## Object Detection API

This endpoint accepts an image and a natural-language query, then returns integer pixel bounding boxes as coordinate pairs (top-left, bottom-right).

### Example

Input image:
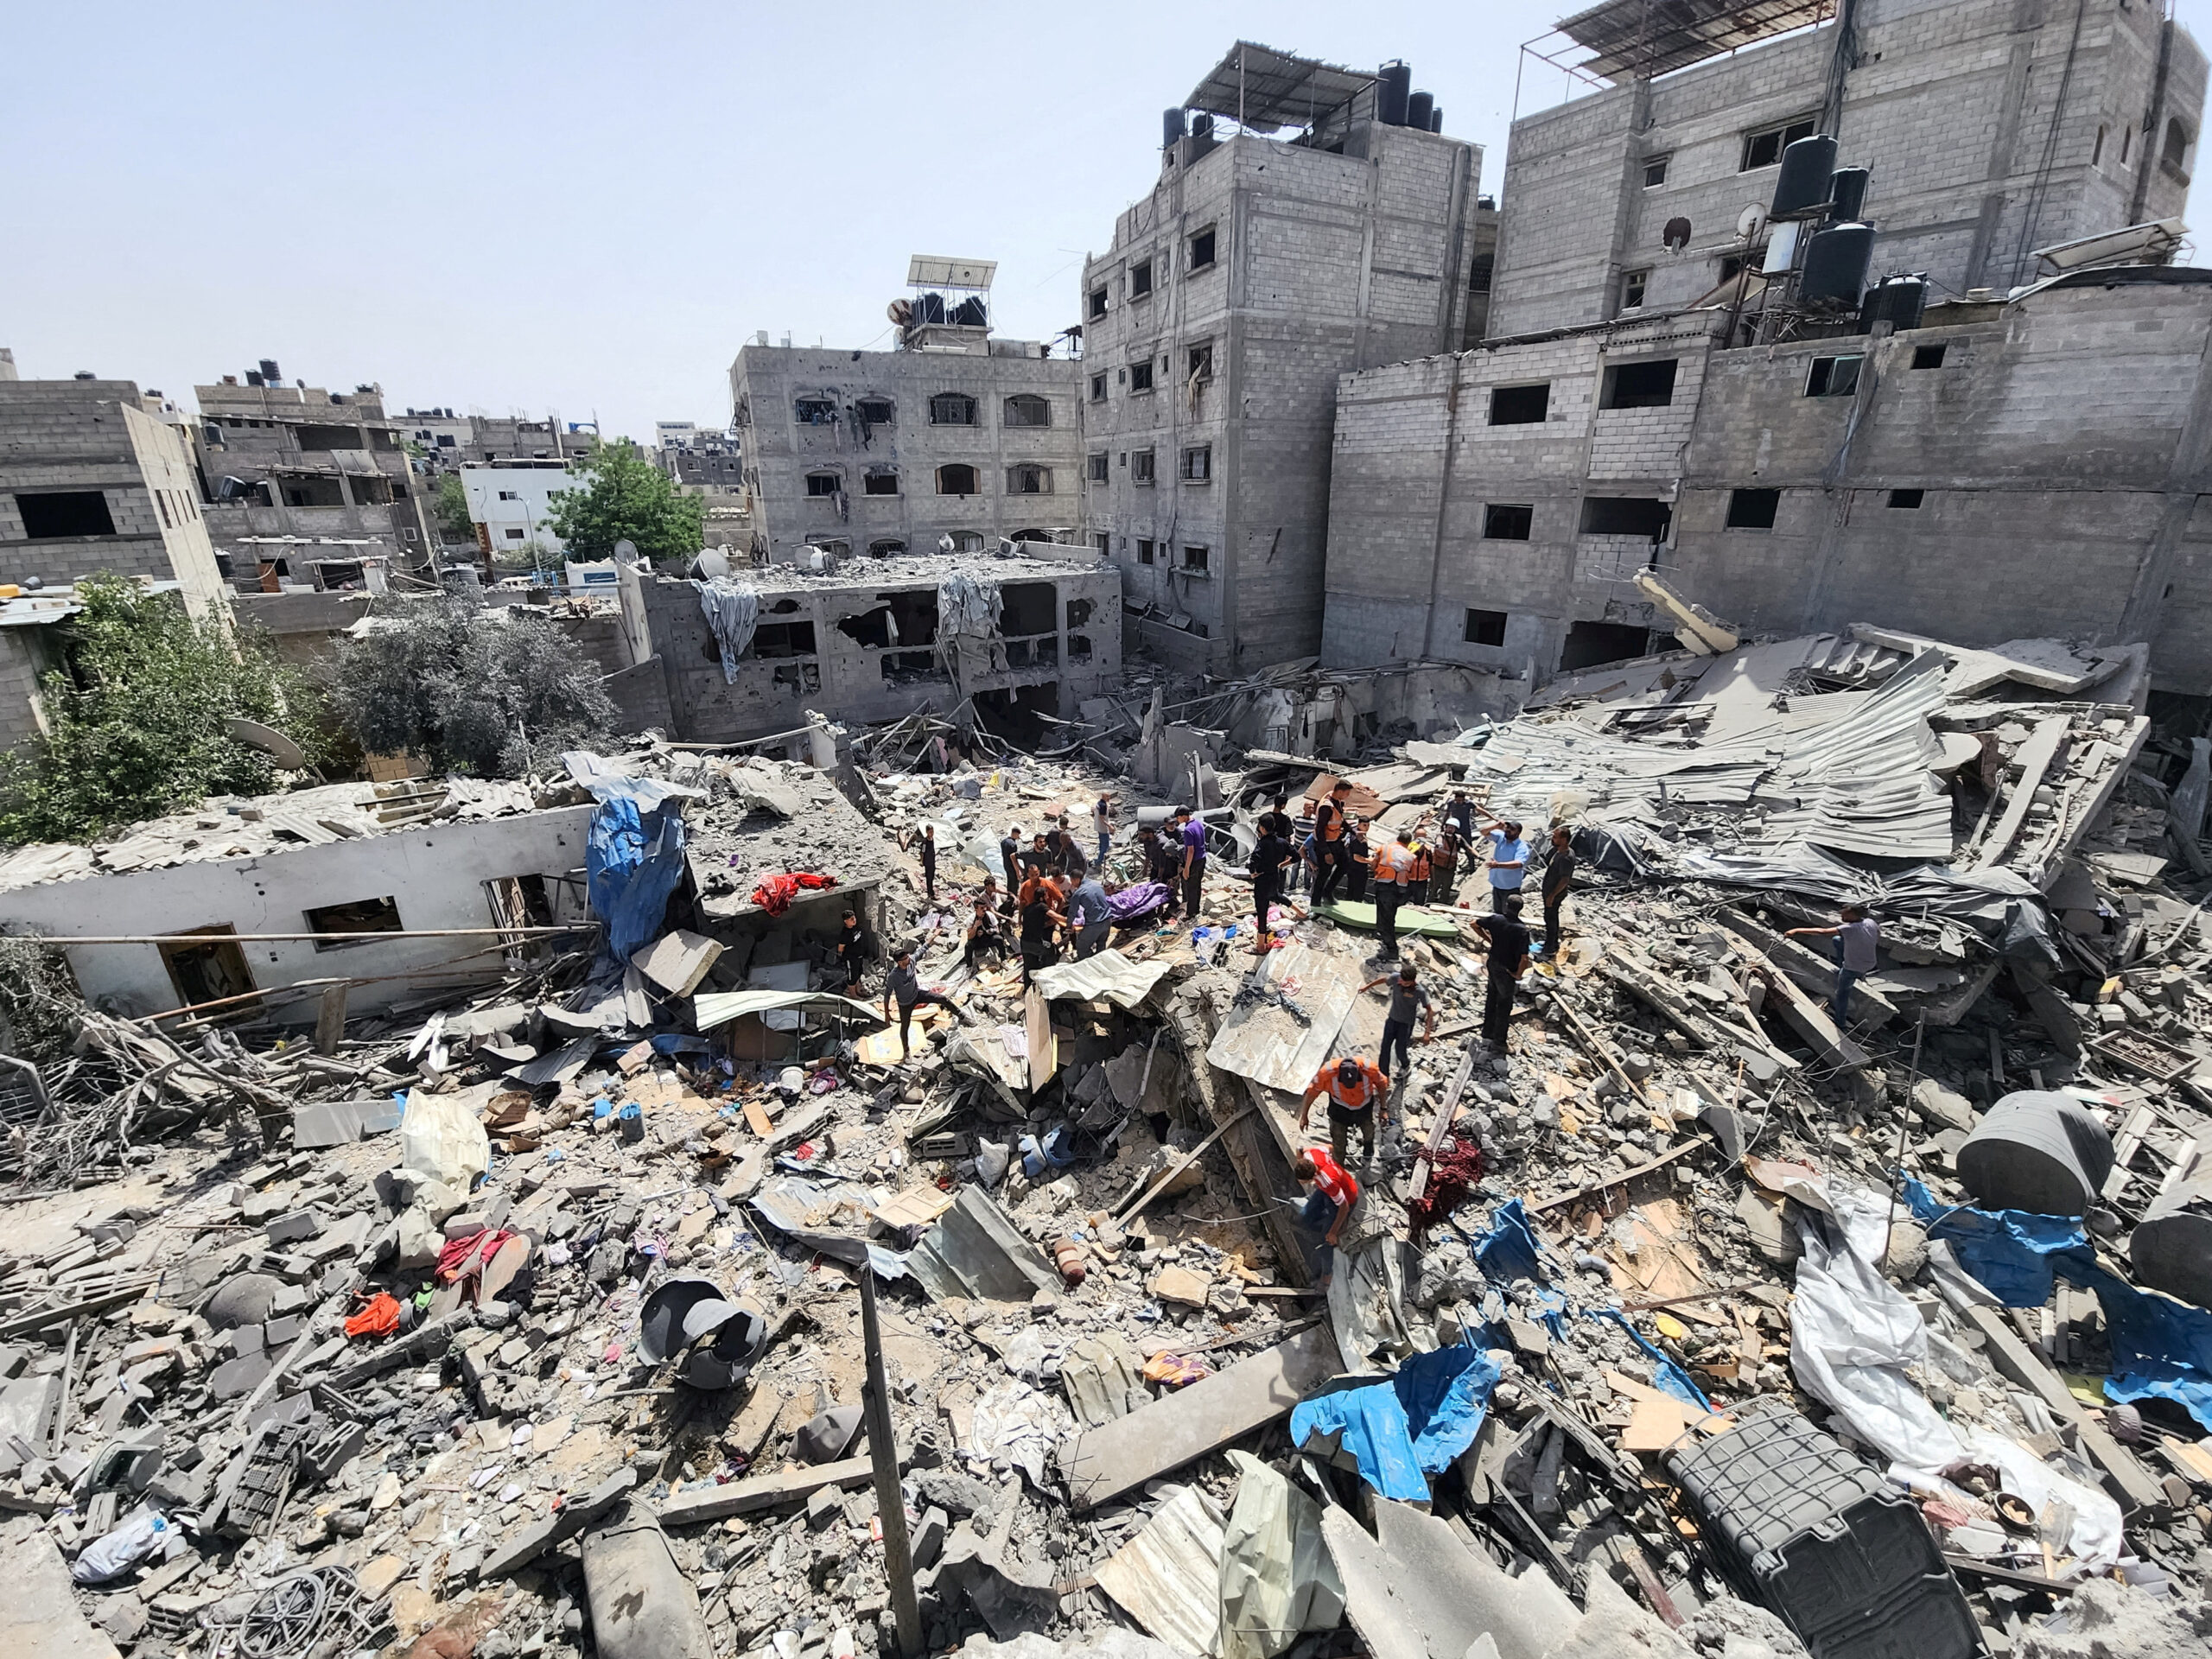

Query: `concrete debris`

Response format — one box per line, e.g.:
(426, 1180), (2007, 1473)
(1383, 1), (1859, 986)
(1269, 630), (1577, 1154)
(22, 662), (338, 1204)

(0, 620), (2208, 1659)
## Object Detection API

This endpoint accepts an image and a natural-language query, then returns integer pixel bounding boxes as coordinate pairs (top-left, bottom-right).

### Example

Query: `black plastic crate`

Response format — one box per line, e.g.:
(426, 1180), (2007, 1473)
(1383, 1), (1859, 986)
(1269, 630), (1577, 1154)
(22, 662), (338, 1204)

(1666, 1401), (1979, 1659)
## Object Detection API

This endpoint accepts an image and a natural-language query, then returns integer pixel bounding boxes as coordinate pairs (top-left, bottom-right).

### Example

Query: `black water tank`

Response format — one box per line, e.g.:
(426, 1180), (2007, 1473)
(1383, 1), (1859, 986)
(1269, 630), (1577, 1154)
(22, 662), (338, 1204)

(1408, 91), (1434, 130)
(1802, 222), (1875, 306)
(1162, 106), (1185, 150)
(1828, 166), (1870, 221)
(1191, 112), (1215, 142)
(1377, 60), (1411, 126)
(1871, 275), (1927, 331)
(1770, 133), (1839, 217)
(1429, 105), (1444, 133)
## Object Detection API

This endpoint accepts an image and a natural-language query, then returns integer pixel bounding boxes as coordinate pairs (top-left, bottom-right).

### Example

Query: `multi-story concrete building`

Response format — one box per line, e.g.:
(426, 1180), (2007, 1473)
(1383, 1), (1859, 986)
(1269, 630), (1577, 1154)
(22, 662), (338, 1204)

(1078, 45), (1487, 673)
(1322, 267), (2212, 696)
(194, 367), (435, 572)
(0, 375), (231, 750)
(398, 409), (586, 478)
(731, 271), (1083, 568)
(611, 552), (1123, 746)
(657, 424), (745, 490)
(461, 460), (577, 562)
(1489, 0), (2206, 337)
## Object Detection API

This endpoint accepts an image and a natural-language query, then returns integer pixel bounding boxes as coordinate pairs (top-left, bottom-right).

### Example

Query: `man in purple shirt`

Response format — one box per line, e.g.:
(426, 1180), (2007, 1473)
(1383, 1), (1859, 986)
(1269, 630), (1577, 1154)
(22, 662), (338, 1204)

(1173, 805), (1207, 920)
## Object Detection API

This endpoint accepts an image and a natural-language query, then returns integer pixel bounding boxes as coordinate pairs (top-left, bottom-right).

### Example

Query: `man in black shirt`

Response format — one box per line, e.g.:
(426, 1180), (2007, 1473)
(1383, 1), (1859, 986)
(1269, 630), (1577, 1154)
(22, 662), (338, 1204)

(1248, 823), (1292, 953)
(1538, 826), (1575, 958)
(1143, 827), (1179, 886)
(1473, 896), (1532, 1050)
(836, 909), (868, 989)
(883, 949), (968, 1059)
(1313, 784), (1351, 904)
(918, 823), (938, 901)
(1018, 878), (1065, 981)
(1343, 816), (1371, 903)
(1257, 794), (1295, 844)
(1000, 827), (1022, 892)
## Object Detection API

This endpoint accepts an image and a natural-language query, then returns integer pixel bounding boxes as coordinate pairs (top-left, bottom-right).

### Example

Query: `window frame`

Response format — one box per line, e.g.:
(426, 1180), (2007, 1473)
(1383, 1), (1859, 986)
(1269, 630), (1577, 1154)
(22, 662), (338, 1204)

(1740, 116), (1817, 172)
(1488, 384), (1550, 426)
(1482, 503), (1535, 540)
(1007, 464), (1052, 496)
(1180, 444), (1212, 483)
(1090, 372), (1108, 403)
(1003, 394), (1052, 429)
(854, 397), (895, 425)
(1725, 487), (1781, 530)
(935, 462), (981, 497)
(1132, 448), (1156, 485)
(795, 397), (838, 425)
(804, 471), (842, 499)
(1187, 341), (1214, 382)
(1088, 287), (1109, 320)
(1599, 358), (1679, 410)
(1087, 452), (1109, 484)
(1128, 359), (1155, 395)
(1642, 156), (1670, 188)
(1620, 267), (1650, 310)
(862, 468), (899, 497)
(1136, 537), (1156, 565)
(1180, 543), (1210, 574)
(1805, 354), (1864, 398)
(1130, 257), (1154, 300)
(1886, 488), (1925, 510)
(1464, 607), (1509, 647)
(1910, 345), (1947, 371)
(1187, 225), (1217, 271)
(928, 391), (978, 427)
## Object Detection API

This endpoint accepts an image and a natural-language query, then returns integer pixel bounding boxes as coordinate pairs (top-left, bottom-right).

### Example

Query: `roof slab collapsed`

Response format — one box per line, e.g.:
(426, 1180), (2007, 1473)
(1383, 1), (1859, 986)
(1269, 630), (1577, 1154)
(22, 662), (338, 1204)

(0, 621), (2209, 1659)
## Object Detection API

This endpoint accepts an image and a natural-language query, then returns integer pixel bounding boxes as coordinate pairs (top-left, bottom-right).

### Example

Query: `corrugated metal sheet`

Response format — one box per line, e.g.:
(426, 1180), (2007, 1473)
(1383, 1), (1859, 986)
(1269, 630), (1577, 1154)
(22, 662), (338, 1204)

(1093, 1484), (1226, 1658)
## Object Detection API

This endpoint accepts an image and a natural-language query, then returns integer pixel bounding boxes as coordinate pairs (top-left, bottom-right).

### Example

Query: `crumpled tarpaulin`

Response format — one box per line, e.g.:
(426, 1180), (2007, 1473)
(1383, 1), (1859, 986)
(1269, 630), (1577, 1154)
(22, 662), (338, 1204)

(1108, 880), (1172, 922)
(567, 752), (698, 962)
(694, 577), (760, 683)
(1904, 1176), (2086, 1306)
(749, 871), (836, 916)
(1591, 1307), (1711, 1411)
(1471, 1197), (1543, 1283)
(1217, 1450), (1345, 1659)
(1288, 1342), (1500, 1502)
(937, 571), (1003, 691)
(1027, 949), (1174, 1009)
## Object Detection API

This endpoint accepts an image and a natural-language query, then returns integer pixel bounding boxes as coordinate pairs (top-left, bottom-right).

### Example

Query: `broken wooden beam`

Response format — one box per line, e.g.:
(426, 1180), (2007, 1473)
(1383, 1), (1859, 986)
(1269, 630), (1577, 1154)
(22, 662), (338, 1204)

(656, 1454), (874, 1528)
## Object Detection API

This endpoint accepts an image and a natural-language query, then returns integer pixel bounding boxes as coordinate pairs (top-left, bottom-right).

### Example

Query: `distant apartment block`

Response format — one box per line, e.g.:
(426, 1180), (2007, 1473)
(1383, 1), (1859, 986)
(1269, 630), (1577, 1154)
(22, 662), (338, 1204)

(1079, 45), (1486, 672)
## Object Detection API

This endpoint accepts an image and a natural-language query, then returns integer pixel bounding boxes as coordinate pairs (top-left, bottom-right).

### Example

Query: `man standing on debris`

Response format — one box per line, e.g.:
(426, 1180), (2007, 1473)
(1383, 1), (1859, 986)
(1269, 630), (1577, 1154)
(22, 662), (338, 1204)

(1001, 826), (1023, 890)
(1249, 810), (1294, 951)
(1174, 804), (1207, 920)
(1428, 824), (1462, 908)
(1299, 1055), (1389, 1165)
(1344, 814), (1371, 903)
(1293, 1146), (1359, 1275)
(1366, 826), (1417, 961)
(1067, 872), (1113, 960)
(1093, 792), (1113, 863)
(837, 909), (868, 989)
(1313, 781), (1353, 902)
(918, 823), (938, 901)
(1445, 787), (1478, 846)
(1787, 904), (1878, 1024)
(1474, 894), (1532, 1050)
(1536, 825), (1575, 958)
(1140, 825), (1176, 887)
(1018, 874), (1065, 979)
(884, 948), (969, 1060)
(1478, 813), (1532, 913)
(1362, 963), (1435, 1078)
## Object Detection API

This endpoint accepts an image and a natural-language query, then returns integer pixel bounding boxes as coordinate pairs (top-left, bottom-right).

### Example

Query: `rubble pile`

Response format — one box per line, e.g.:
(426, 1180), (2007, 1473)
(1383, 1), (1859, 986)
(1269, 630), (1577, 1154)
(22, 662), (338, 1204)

(3, 622), (2211, 1659)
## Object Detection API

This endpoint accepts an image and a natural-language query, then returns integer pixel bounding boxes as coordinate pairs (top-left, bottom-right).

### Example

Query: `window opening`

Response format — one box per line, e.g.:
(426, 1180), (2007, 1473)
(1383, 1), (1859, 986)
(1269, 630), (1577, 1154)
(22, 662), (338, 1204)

(1129, 359), (1154, 393)
(1887, 488), (1924, 509)
(1726, 487), (1780, 529)
(16, 491), (117, 537)
(1910, 345), (1947, 370)
(1483, 504), (1534, 540)
(1136, 537), (1155, 564)
(1004, 394), (1052, 428)
(1089, 287), (1109, 319)
(1600, 359), (1678, 409)
(863, 469), (899, 495)
(796, 398), (837, 424)
(1189, 226), (1217, 270)
(305, 896), (404, 950)
(1130, 259), (1154, 298)
(929, 392), (977, 426)
(1621, 268), (1649, 309)
(936, 463), (980, 496)
(855, 397), (894, 424)
(1180, 445), (1211, 482)
(1181, 544), (1209, 572)
(1132, 448), (1156, 485)
(1187, 343), (1213, 381)
(1806, 354), (1863, 397)
(1090, 372), (1108, 402)
(1580, 497), (1673, 539)
(806, 472), (842, 498)
(1464, 608), (1508, 647)
(1007, 465), (1052, 495)
(1489, 384), (1548, 425)
(1643, 156), (1669, 188)
(1741, 117), (1815, 171)
(1560, 620), (1654, 672)
(1089, 453), (1109, 482)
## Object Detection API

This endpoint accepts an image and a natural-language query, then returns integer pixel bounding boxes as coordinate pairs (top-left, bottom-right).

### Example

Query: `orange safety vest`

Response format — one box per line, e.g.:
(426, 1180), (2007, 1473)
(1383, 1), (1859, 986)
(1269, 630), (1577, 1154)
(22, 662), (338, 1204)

(1373, 842), (1416, 887)
(1316, 1060), (1386, 1110)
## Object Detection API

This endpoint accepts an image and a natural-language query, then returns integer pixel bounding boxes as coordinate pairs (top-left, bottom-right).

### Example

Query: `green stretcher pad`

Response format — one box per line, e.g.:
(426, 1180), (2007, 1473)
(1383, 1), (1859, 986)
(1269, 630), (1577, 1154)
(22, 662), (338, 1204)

(1313, 901), (1465, 938)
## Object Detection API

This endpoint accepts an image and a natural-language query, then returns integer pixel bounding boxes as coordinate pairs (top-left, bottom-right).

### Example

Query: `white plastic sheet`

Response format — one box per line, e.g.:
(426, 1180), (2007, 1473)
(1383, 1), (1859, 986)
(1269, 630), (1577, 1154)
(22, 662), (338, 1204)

(397, 1089), (489, 1189)
(1217, 1451), (1344, 1659)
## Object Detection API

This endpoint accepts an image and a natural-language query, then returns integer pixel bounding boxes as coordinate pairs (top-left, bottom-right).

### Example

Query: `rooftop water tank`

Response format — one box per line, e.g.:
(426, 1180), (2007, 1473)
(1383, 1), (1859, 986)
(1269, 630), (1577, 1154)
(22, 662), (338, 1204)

(1376, 61), (1411, 127)
(1407, 91), (1434, 130)
(1828, 166), (1870, 222)
(1771, 133), (1840, 218)
(1801, 222), (1875, 307)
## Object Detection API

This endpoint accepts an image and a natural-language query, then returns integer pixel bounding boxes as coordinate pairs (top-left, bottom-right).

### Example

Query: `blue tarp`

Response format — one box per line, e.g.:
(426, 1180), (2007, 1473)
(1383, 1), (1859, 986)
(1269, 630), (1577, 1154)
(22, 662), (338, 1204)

(584, 790), (689, 962)
(1904, 1179), (2212, 1432)
(1904, 1177), (2086, 1306)
(1592, 1308), (1712, 1412)
(1288, 1343), (1500, 1502)
(1472, 1198), (1543, 1284)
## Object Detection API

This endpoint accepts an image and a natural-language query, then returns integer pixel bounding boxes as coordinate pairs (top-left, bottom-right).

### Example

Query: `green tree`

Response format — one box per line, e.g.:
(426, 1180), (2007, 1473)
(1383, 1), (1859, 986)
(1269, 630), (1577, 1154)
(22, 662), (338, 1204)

(434, 473), (474, 542)
(0, 577), (328, 846)
(543, 438), (704, 563)
(330, 597), (618, 778)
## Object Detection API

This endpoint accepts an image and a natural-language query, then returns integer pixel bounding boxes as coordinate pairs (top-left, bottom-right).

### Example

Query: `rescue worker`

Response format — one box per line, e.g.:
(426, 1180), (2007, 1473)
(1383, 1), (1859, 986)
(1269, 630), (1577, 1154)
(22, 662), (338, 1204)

(1297, 1053), (1391, 1166)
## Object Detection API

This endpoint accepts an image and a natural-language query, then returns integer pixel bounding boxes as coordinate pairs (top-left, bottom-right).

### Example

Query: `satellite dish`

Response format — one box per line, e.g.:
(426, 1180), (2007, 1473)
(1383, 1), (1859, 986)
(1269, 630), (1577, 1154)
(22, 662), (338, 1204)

(887, 298), (913, 327)
(1662, 216), (1693, 252)
(1737, 205), (1768, 241)
(613, 539), (639, 564)
(226, 717), (306, 772)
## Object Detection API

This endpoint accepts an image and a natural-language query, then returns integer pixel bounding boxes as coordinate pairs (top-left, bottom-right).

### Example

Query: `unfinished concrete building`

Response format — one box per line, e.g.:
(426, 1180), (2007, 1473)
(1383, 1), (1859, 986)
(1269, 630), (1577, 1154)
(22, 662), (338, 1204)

(194, 365), (435, 570)
(730, 263), (1083, 568)
(613, 553), (1122, 747)
(1078, 45), (1486, 673)
(1490, 0), (2206, 336)
(1322, 267), (2212, 701)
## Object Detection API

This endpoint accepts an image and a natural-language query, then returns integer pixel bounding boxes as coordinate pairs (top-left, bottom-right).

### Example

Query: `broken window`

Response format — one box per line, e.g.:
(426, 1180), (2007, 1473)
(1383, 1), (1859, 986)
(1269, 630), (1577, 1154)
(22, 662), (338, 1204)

(1484, 503), (1534, 539)
(1182, 543), (1210, 573)
(936, 463), (980, 496)
(2164, 117), (2192, 175)
(880, 651), (943, 683)
(753, 620), (818, 658)
(772, 662), (822, 696)
(947, 531), (986, 553)
(1580, 496), (1672, 540)
(806, 471), (842, 498)
(1091, 531), (1109, 554)
(16, 490), (117, 537)
(1600, 359), (1677, 409)
(1089, 286), (1109, 320)
(1068, 632), (1093, 661)
(1189, 226), (1217, 270)
(1129, 359), (1154, 393)
(836, 606), (894, 648)
(305, 896), (403, 950)
(157, 926), (254, 1008)
(1136, 537), (1155, 564)
(2093, 125), (2107, 168)
(1643, 156), (1669, 188)
(1007, 465), (1052, 494)
(1560, 620), (1654, 672)
(929, 393), (977, 426)
(863, 468), (899, 495)
(1740, 117), (1815, 171)
(1088, 452), (1109, 483)
(1489, 384), (1548, 425)
(1132, 448), (1155, 485)
(1004, 394), (1053, 429)
(868, 538), (906, 556)
(796, 398), (838, 425)
(1001, 581), (1057, 635)
(1805, 354), (1862, 397)
(1911, 344), (1947, 370)
(1887, 488), (1924, 510)
(1187, 342), (1213, 381)
(1620, 268), (1649, 310)
(1464, 607), (1508, 647)
(855, 397), (894, 425)
(1181, 445), (1211, 482)
(1090, 372), (1108, 403)
(1130, 258), (1154, 298)
(1726, 487), (1780, 529)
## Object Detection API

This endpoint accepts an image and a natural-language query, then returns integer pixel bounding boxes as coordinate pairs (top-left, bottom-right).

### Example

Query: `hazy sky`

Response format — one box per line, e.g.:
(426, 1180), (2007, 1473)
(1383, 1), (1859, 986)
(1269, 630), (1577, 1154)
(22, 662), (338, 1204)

(4, 1), (2208, 442)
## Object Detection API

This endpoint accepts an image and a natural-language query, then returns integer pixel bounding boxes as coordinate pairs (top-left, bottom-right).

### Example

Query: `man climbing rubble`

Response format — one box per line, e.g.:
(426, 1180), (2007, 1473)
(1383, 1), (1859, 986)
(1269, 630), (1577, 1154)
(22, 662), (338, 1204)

(1361, 962), (1435, 1078)
(1788, 903), (1879, 1024)
(883, 947), (969, 1059)
(1298, 1053), (1390, 1165)
(1473, 893), (1532, 1051)
(1292, 1145), (1359, 1284)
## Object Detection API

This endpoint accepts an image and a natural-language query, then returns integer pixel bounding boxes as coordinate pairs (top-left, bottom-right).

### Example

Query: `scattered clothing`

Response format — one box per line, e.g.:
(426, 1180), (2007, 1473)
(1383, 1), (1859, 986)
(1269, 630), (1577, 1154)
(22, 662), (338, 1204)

(750, 870), (836, 917)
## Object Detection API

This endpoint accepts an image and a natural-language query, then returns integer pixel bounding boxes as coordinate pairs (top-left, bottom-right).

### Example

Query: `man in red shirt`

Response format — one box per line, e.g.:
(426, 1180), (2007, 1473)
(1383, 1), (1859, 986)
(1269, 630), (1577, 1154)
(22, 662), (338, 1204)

(1297, 1054), (1390, 1165)
(1293, 1147), (1360, 1261)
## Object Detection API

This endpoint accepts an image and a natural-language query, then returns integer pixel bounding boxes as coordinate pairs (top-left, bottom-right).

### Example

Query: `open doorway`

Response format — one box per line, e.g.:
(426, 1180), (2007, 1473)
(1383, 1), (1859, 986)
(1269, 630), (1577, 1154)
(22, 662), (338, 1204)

(157, 925), (256, 1011)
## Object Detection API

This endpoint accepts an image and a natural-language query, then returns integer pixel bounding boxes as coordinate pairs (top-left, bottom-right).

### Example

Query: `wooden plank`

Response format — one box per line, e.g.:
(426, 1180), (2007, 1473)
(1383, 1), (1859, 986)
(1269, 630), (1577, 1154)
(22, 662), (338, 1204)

(1726, 932), (1867, 1070)
(1409, 1035), (1483, 1205)
(1959, 1304), (2165, 1514)
(1063, 1323), (1342, 1509)
(655, 1455), (874, 1527)
(1114, 1108), (1254, 1226)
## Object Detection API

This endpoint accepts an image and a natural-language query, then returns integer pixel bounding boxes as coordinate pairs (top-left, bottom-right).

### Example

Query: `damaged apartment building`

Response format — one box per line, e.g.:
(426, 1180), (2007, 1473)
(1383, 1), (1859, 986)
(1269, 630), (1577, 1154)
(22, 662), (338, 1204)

(611, 551), (1124, 747)
(730, 260), (1084, 566)
(1078, 46), (1489, 673)
(194, 362), (435, 574)
(1321, 0), (2212, 705)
